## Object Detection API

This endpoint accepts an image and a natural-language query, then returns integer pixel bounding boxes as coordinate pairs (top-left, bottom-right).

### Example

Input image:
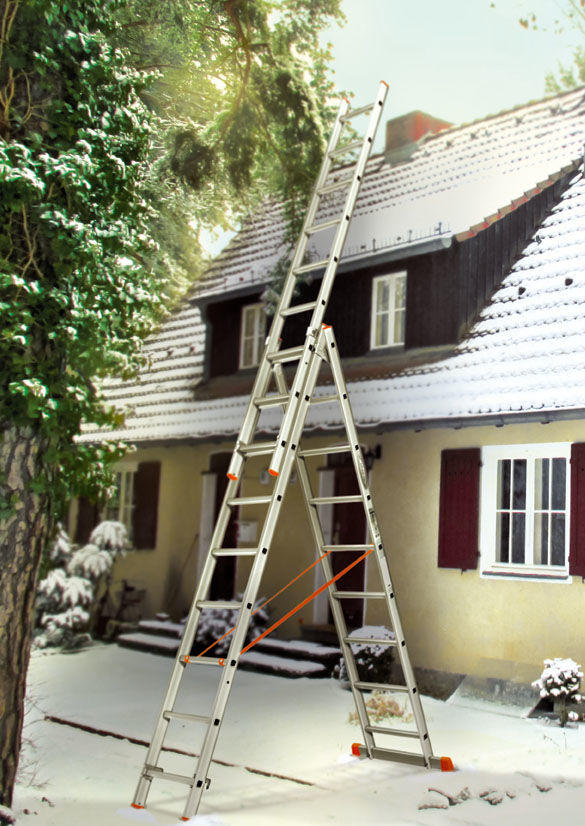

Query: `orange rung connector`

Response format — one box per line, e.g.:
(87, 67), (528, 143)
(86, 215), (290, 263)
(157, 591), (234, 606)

(440, 756), (455, 772)
(351, 742), (363, 757)
(227, 473), (238, 481)
(268, 468), (279, 477)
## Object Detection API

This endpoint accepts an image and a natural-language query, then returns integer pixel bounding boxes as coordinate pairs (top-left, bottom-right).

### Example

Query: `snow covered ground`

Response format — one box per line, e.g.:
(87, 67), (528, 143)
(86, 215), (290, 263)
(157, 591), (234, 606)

(11, 644), (585, 825)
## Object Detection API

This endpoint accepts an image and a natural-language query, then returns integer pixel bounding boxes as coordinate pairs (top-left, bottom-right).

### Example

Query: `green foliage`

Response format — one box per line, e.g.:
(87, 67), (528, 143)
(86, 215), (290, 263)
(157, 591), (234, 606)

(518, 1), (585, 94)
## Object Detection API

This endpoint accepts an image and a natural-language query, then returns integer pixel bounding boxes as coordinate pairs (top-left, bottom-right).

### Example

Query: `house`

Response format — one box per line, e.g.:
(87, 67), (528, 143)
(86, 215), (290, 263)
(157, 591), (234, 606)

(74, 85), (585, 686)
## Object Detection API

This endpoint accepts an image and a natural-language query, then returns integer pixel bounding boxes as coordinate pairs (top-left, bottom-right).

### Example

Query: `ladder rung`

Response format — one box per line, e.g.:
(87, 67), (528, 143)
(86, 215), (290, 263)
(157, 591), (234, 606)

(340, 103), (374, 121)
(163, 711), (211, 724)
(322, 544), (373, 551)
(197, 600), (243, 611)
(144, 765), (194, 786)
(354, 681), (410, 693)
(294, 258), (330, 276)
(310, 495), (362, 505)
(364, 745), (439, 768)
(227, 495), (272, 507)
(279, 301), (318, 317)
(238, 441), (278, 456)
(311, 394), (338, 405)
(344, 636), (397, 647)
(318, 177), (352, 196)
(329, 139), (363, 158)
(212, 547), (258, 557)
(299, 444), (351, 457)
(267, 346), (305, 364)
(183, 656), (225, 666)
(331, 591), (385, 599)
(255, 393), (289, 409)
(365, 725), (421, 739)
(305, 218), (340, 235)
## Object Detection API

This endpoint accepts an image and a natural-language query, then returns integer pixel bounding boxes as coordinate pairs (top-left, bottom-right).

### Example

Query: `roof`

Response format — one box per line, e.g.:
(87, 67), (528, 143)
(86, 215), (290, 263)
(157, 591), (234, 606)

(195, 86), (585, 301)
(82, 88), (585, 444)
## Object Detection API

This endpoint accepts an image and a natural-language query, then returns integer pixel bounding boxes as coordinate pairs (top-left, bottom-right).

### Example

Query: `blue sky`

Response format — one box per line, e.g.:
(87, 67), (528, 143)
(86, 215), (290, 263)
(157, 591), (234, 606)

(323, 0), (581, 151)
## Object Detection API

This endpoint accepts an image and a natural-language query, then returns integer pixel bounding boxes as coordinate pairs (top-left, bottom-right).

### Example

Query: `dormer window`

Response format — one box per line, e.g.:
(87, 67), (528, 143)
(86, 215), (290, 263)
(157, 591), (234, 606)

(239, 303), (266, 368)
(370, 272), (406, 349)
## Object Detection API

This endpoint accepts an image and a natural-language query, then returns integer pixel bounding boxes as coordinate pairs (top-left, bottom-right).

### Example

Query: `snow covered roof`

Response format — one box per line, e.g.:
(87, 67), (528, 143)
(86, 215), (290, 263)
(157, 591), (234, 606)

(196, 86), (585, 300)
(82, 88), (585, 444)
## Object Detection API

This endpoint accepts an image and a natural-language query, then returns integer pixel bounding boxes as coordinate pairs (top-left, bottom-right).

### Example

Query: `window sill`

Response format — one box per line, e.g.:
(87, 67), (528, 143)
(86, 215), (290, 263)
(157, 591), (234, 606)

(481, 565), (571, 583)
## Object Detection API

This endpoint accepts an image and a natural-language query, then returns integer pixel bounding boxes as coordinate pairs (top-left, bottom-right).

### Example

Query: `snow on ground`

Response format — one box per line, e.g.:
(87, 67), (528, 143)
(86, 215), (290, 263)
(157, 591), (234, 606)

(12, 644), (585, 825)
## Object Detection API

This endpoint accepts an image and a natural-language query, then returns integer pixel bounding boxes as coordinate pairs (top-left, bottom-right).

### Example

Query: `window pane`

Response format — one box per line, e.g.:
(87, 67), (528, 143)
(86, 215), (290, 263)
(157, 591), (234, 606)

(498, 460), (511, 509)
(496, 512), (510, 563)
(376, 313), (388, 346)
(512, 460), (526, 509)
(376, 279), (390, 312)
(242, 338), (253, 367)
(534, 513), (549, 565)
(534, 458), (549, 510)
(395, 275), (406, 310)
(551, 514), (565, 565)
(393, 309), (405, 344)
(551, 458), (566, 510)
(243, 307), (255, 336)
(511, 513), (525, 563)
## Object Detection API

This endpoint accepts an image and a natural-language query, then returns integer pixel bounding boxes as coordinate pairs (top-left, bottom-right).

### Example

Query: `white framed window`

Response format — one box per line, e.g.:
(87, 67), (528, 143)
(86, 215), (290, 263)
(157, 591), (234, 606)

(104, 465), (137, 540)
(239, 303), (266, 369)
(370, 272), (407, 349)
(480, 444), (571, 580)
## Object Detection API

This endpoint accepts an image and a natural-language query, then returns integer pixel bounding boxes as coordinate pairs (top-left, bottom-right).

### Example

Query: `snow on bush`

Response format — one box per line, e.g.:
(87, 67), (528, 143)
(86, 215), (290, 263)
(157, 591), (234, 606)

(194, 595), (270, 656)
(532, 657), (583, 700)
(34, 521), (127, 650)
(334, 625), (396, 683)
(348, 690), (413, 725)
(0, 803), (15, 825)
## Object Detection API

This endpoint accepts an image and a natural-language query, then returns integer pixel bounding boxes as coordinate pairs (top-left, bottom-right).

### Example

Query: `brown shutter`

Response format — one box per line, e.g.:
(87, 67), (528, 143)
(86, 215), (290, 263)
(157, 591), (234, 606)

(74, 497), (100, 545)
(438, 448), (481, 570)
(569, 443), (585, 577)
(132, 461), (161, 550)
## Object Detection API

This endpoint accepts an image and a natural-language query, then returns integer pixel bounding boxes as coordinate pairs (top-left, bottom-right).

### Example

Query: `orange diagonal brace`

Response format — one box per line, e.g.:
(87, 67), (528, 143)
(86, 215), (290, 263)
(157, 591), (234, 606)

(195, 550), (333, 658)
(240, 548), (374, 655)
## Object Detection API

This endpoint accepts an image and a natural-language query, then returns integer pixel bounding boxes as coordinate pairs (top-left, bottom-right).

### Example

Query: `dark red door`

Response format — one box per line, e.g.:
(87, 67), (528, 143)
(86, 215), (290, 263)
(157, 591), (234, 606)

(328, 461), (366, 629)
(209, 453), (238, 600)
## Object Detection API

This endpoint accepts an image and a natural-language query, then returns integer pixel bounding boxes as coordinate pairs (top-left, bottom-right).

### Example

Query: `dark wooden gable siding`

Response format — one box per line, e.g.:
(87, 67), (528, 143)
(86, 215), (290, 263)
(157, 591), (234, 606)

(201, 171), (573, 381)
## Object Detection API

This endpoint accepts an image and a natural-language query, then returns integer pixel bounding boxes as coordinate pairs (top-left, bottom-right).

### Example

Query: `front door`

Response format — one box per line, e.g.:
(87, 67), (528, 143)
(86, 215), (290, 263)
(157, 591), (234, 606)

(208, 453), (238, 600)
(327, 458), (366, 629)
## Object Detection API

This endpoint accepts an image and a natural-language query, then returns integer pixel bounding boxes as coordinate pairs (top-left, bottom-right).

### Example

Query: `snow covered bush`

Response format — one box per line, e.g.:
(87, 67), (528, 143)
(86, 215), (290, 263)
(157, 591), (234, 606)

(34, 521), (128, 649)
(193, 594), (270, 656)
(532, 657), (584, 726)
(333, 625), (396, 684)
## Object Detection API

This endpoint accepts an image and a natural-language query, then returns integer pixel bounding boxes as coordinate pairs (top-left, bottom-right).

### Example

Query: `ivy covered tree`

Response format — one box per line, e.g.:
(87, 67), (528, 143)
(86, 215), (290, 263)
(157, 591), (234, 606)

(0, 0), (343, 812)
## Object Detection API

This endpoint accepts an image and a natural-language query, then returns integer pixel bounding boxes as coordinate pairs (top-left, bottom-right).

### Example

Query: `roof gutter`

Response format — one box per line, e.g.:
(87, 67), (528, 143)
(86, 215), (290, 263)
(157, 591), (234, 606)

(191, 235), (453, 307)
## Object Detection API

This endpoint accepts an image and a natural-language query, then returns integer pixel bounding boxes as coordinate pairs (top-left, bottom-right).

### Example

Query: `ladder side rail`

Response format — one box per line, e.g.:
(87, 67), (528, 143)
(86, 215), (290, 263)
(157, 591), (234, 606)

(322, 326), (434, 766)
(183, 343), (328, 819)
(225, 99), (350, 483)
(132, 475), (244, 807)
(268, 81), (388, 477)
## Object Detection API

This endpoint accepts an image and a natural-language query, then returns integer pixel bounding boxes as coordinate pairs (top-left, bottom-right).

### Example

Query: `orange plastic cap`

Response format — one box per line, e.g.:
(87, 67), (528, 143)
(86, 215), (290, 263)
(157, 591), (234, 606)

(268, 468), (279, 477)
(227, 473), (238, 481)
(322, 324), (332, 329)
(381, 80), (389, 88)
(351, 742), (362, 757)
(219, 658), (225, 666)
(440, 756), (455, 772)
(184, 655), (191, 664)
(131, 804), (145, 810)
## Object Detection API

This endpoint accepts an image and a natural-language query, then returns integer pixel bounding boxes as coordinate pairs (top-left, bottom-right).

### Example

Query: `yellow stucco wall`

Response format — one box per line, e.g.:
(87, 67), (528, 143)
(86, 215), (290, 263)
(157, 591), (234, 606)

(79, 418), (585, 682)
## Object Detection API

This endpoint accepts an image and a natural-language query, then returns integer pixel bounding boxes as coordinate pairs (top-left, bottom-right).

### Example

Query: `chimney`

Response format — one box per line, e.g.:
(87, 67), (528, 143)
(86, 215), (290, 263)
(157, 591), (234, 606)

(385, 110), (452, 164)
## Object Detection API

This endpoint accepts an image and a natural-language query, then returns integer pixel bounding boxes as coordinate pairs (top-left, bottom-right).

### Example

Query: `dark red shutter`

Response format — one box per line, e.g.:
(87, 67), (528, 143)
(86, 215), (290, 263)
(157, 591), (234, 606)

(569, 443), (585, 577)
(438, 448), (481, 570)
(132, 461), (161, 550)
(74, 497), (99, 544)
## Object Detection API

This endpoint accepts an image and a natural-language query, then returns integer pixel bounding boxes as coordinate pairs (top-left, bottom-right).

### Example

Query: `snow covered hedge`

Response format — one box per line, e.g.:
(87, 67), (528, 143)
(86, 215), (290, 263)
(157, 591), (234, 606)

(34, 522), (128, 649)
(334, 625), (395, 684)
(193, 595), (270, 656)
(532, 658), (583, 700)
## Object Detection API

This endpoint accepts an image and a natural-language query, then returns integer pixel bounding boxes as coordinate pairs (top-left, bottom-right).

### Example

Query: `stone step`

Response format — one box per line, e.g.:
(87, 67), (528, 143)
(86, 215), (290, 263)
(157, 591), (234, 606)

(117, 631), (181, 654)
(136, 618), (184, 639)
(253, 637), (340, 666)
(239, 651), (327, 678)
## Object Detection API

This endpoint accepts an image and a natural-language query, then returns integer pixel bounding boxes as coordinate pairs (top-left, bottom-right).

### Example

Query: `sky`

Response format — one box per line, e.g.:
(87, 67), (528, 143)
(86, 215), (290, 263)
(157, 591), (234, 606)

(323, 0), (582, 152)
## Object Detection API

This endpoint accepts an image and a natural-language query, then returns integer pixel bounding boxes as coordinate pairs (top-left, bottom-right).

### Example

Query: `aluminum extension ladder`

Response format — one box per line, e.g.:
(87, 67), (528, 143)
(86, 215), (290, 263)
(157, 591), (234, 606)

(132, 82), (448, 821)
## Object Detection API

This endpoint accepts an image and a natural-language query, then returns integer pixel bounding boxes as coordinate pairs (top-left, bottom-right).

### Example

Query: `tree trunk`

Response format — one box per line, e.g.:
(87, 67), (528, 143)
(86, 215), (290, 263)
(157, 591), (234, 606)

(0, 423), (53, 809)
